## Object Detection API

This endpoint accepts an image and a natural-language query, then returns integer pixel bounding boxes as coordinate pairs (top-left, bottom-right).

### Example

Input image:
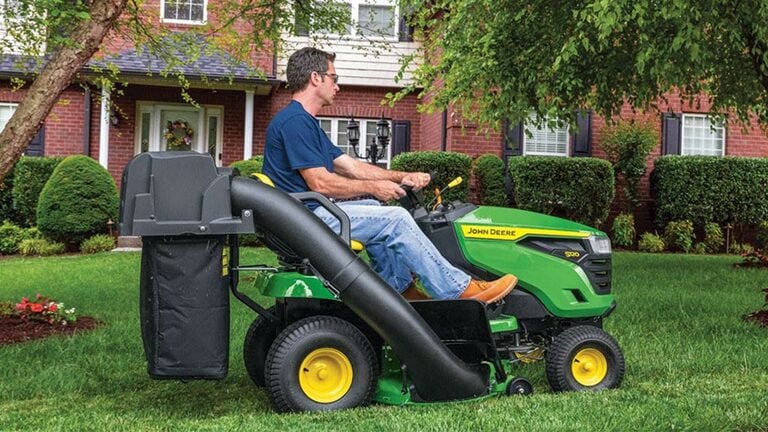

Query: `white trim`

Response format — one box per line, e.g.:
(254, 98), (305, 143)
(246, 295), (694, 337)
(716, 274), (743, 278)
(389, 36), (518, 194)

(205, 107), (224, 166)
(522, 115), (570, 157)
(160, 0), (207, 25)
(99, 86), (110, 168)
(296, 0), (400, 42)
(680, 113), (726, 156)
(243, 90), (255, 160)
(318, 117), (392, 167)
(0, 102), (18, 133)
(134, 101), (222, 155)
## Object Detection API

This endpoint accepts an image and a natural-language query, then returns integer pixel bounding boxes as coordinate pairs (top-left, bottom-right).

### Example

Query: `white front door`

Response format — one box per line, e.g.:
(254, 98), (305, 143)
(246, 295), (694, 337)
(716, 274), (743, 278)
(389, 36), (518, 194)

(136, 103), (223, 166)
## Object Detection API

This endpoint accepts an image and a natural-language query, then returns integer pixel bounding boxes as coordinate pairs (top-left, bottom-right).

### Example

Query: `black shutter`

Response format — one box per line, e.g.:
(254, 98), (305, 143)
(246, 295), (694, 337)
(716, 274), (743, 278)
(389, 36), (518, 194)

(662, 113), (682, 155)
(398, 13), (414, 42)
(24, 127), (45, 157)
(502, 120), (524, 159)
(390, 120), (411, 158)
(571, 110), (592, 157)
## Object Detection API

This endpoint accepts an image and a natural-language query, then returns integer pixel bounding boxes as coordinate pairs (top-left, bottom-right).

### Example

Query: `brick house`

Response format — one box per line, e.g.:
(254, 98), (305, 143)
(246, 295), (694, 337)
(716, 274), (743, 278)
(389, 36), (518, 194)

(2, 0), (768, 229)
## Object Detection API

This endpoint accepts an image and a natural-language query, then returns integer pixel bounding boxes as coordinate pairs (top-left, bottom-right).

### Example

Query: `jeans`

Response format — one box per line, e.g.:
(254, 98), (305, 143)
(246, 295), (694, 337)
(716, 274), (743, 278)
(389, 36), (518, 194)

(313, 199), (471, 299)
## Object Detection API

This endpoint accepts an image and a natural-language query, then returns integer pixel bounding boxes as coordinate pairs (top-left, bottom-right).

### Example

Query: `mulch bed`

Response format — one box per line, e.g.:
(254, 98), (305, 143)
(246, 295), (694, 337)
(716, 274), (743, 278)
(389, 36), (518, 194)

(744, 310), (768, 328)
(0, 316), (101, 346)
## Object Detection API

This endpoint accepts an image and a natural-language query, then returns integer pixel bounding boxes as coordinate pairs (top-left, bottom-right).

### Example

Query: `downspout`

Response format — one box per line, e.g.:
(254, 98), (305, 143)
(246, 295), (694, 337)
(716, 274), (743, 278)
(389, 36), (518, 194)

(440, 109), (447, 151)
(82, 86), (91, 156)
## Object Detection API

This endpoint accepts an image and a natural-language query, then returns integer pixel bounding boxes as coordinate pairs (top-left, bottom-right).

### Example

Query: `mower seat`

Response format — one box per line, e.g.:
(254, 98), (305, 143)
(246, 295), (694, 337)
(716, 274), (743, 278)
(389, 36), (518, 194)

(249, 173), (364, 253)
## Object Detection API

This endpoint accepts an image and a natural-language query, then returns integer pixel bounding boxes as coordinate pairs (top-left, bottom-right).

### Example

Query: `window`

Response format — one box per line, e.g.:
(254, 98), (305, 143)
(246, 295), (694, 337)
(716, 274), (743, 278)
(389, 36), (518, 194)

(161, 0), (206, 24)
(0, 103), (17, 133)
(523, 114), (569, 157)
(681, 114), (725, 156)
(318, 117), (392, 167)
(296, 0), (398, 39)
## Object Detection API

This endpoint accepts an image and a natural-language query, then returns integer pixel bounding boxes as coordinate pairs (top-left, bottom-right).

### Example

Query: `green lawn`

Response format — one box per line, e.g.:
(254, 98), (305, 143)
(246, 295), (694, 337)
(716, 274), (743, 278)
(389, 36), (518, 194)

(1, 250), (767, 431)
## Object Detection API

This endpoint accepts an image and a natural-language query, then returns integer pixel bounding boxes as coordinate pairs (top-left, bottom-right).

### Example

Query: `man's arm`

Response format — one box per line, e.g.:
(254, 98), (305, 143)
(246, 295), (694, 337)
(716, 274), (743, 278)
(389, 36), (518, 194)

(299, 155), (431, 202)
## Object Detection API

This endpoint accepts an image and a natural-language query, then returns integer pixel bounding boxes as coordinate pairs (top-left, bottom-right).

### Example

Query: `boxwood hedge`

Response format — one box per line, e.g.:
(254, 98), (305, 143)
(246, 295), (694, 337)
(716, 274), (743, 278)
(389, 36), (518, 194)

(391, 151), (472, 204)
(473, 154), (507, 206)
(507, 156), (614, 226)
(12, 156), (63, 226)
(651, 156), (768, 227)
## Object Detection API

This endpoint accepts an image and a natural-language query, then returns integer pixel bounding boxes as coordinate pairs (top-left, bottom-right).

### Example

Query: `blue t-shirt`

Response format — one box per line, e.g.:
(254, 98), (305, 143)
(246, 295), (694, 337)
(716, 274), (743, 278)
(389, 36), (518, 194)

(263, 101), (343, 209)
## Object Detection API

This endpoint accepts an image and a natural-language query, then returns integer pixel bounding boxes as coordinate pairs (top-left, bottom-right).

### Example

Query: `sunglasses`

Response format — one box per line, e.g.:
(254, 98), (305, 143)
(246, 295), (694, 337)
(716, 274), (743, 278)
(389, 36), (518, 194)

(318, 72), (339, 84)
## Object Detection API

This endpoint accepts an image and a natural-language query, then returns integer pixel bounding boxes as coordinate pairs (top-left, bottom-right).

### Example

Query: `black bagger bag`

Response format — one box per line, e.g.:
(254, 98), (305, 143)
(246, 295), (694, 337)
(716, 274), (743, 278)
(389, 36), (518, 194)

(139, 235), (230, 379)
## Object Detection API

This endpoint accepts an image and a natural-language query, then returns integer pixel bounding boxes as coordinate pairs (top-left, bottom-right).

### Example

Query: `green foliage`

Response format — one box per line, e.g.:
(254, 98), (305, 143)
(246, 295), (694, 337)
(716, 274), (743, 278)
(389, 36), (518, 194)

(473, 154), (507, 206)
(12, 156), (63, 227)
(611, 213), (636, 249)
(755, 221), (768, 249)
(600, 121), (656, 211)
(664, 220), (695, 253)
(37, 155), (119, 246)
(703, 222), (725, 254)
(395, 0), (768, 129)
(230, 156), (264, 178)
(79, 234), (115, 254)
(692, 242), (708, 255)
(507, 157), (614, 226)
(0, 164), (20, 224)
(651, 156), (768, 227)
(18, 238), (65, 256)
(391, 151), (472, 204)
(638, 232), (665, 253)
(729, 242), (754, 255)
(0, 221), (25, 254)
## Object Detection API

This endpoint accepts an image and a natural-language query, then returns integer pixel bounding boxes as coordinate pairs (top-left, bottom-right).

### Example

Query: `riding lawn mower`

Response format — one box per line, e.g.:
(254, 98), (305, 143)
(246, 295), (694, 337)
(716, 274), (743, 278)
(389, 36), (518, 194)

(119, 151), (625, 413)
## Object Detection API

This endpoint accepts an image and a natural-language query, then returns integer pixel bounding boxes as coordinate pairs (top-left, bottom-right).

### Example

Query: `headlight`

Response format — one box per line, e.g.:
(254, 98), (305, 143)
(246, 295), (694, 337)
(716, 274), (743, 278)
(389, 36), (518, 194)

(588, 235), (612, 254)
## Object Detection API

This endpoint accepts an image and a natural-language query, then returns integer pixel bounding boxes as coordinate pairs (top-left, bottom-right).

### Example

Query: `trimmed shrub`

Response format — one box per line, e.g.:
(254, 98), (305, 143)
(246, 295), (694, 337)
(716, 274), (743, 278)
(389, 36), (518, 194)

(37, 155), (119, 247)
(18, 238), (65, 256)
(756, 221), (768, 250)
(0, 220), (25, 254)
(507, 156), (614, 226)
(473, 154), (507, 206)
(391, 151), (472, 204)
(729, 242), (754, 255)
(0, 167), (19, 224)
(692, 242), (709, 254)
(12, 156), (63, 227)
(664, 220), (694, 252)
(601, 121), (656, 211)
(611, 213), (636, 249)
(230, 156), (264, 177)
(80, 234), (116, 254)
(638, 232), (665, 253)
(651, 156), (768, 227)
(703, 222), (725, 253)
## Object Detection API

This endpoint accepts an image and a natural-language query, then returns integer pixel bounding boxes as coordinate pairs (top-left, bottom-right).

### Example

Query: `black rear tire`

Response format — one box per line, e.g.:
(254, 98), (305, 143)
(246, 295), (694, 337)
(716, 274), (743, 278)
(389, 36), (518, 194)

(243, 307), (279, 387)
(545, 325), (625, 392)
(265, 315), (377, 413)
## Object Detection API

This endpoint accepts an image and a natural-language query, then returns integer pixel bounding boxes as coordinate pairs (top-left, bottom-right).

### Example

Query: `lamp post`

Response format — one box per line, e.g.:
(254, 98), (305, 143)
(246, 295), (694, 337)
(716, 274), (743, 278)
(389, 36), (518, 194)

(347, 115), (390, 165)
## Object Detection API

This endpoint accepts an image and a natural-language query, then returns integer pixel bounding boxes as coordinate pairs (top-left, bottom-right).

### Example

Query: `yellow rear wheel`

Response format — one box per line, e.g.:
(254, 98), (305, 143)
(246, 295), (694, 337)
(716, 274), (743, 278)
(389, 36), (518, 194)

(571, 348), (608, 386)
(299, 348), (354, 403)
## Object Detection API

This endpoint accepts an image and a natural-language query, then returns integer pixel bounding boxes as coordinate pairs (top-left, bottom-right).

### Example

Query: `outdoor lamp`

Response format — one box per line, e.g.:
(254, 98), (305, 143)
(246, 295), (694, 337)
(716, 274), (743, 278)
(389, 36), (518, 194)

(376, 116), (390, 141)
(347, 117), (360, 146)
(347, 115), (390, 165)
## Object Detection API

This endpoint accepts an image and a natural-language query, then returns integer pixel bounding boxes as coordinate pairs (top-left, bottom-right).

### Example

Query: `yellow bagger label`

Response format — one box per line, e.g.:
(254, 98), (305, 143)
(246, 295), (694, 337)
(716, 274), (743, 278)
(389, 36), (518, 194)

(460, 224), (590, 241)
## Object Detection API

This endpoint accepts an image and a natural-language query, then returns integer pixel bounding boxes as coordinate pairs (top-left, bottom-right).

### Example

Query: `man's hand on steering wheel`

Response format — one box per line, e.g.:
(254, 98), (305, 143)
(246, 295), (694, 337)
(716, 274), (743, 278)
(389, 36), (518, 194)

(401, 172), (431, 191)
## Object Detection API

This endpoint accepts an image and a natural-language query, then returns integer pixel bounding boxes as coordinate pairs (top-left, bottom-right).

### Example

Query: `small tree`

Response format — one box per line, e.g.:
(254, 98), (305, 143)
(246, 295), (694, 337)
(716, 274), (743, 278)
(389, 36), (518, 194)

(600, 121), (656, 212)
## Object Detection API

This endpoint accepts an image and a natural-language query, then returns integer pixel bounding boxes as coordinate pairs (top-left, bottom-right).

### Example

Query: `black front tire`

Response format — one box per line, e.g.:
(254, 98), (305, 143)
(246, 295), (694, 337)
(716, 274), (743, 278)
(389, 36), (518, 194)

(265, 315), (377, 413)
(243, 307), (279, 387)
(545, 325), (625, 392)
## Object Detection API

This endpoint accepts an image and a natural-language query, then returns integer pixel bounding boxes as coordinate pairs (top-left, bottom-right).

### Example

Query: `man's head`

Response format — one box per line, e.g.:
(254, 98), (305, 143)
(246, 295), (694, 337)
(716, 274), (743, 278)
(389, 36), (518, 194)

(286, 47), (337, 94)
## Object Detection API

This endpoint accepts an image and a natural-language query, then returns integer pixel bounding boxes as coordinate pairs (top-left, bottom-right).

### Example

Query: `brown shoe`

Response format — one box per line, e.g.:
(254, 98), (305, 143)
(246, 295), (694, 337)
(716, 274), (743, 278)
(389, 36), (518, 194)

(459, 274), (517, 303)
(402, 283), (431, 300)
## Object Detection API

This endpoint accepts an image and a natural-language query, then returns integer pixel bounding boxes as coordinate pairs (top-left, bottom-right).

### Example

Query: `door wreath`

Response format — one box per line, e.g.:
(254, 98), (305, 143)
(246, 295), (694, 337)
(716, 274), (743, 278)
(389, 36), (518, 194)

(165, 119), (194, 150)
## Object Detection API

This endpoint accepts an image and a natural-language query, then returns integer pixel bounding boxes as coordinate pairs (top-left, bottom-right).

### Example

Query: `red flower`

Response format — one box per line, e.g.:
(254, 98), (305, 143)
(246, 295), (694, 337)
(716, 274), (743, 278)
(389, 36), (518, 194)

(30, 303), (43, 313)
(15, 303), (25, 311)
(48, 303), (58, 313)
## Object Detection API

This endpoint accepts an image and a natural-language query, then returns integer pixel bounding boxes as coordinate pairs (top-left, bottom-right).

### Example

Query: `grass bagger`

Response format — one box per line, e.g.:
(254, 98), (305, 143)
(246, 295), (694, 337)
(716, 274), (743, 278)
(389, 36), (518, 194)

(119, 152), (625, 413)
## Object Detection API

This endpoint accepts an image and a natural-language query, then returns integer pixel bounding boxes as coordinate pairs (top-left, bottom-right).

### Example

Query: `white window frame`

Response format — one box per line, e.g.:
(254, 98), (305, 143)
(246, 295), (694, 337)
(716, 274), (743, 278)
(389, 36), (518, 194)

(318, 117), (392, 167)
(160, 0), (207, 25)
(523, 114), (570, 157)
(681, 113), (726, 156)
(298, 0), (400, 41)
(0, 102), (18, 133)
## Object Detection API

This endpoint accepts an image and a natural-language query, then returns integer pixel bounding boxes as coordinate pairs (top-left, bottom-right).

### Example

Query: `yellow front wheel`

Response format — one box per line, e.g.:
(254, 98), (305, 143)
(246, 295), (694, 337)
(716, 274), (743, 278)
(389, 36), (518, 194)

(545, 326), (625, 392)
(265, 316), (377, 413)
(299, 348), (354, 403)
